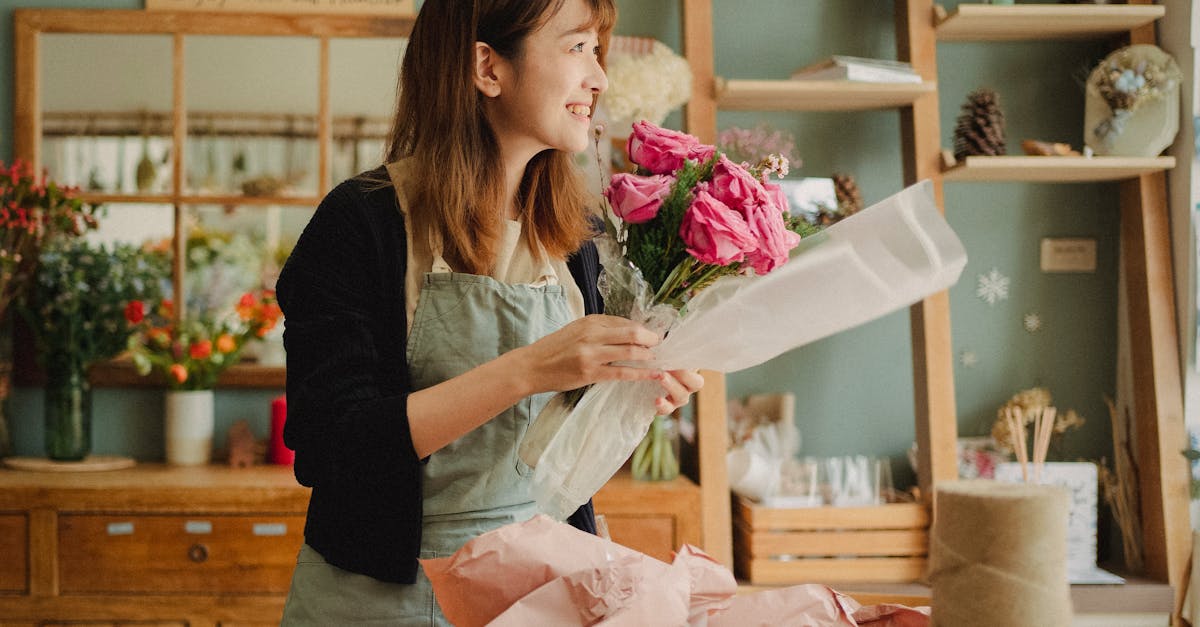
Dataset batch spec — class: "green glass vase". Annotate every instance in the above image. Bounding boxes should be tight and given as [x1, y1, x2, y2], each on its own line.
[44, 361, 91, 461]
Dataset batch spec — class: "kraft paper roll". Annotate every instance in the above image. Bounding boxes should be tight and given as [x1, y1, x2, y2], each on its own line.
[929, 480, 1072, 627]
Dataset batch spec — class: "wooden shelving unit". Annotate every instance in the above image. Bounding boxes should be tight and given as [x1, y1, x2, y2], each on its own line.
[935, 3, 1165, 41]
[715, 78, 935, 111]
[938, 2, 1190, 623]
[942, 155, 1177, 183]
[684, 1, 1189, 621]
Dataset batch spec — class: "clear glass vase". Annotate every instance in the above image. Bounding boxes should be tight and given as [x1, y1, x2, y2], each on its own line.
[631, 415, 680, 482]
[44, 361, 92, 461]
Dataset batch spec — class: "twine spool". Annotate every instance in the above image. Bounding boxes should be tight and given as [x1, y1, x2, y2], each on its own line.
[929, 480, 1072, 627]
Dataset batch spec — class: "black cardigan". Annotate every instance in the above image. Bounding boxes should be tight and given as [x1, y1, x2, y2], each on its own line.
[276, 168, 601, 584]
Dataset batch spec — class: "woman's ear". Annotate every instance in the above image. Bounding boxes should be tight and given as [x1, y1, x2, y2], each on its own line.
[473, 42, 502, 98]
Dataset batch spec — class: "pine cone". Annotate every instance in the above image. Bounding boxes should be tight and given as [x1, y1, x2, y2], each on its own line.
[953, 88, 1007, 160]
[832, 173, 863, 217]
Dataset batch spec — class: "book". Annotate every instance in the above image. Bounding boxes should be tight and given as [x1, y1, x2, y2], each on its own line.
[791, 55, 922, 84]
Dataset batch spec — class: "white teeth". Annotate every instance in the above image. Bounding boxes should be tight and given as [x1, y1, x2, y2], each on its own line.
[568, 104, 591, 116]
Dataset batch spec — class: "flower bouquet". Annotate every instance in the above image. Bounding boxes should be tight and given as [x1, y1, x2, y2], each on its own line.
[25, 240, 168, 459]
[0, 159, 102, 457]
[126, 290, 282, 390]
[521, 121, 968, 519]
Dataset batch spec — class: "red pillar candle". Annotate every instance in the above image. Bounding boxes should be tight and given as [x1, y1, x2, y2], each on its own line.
[269, 396, 294, 465]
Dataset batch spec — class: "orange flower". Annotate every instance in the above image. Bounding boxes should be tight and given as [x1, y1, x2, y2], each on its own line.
[147, 327, 171, 348]
[189, 340, 212, 360]
[237, 292, 256, 320]
[169, 363, 188, 384]
[215, 333, 236, 354]
[159, 299, 174, 319]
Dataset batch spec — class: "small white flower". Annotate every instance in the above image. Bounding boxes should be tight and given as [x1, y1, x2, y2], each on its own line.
[959, 350, 979, 368]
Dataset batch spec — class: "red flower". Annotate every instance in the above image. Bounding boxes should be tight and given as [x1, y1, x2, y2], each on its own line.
[189, 340, 212, 360]
[124, 301, 145, 325]
[169, 363, 188, 384]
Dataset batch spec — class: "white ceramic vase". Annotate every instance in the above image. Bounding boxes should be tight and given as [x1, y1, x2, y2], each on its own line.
[164, 390, 214, 466]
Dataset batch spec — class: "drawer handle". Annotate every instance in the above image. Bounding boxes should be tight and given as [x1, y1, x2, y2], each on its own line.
[188, 543, 209, 563]
[253, 522, 287, 536]
[106, 522, 134, 536]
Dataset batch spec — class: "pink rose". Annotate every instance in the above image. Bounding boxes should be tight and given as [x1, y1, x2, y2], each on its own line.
[605, 173, 673, 224]
[707, 155, 771, 212]
[679, 188, 757, 266]
[763, 181, 790, 215]
[627, 120, 702, 175]
[742, 202, 801, 275]
[687, 143, 717, 165]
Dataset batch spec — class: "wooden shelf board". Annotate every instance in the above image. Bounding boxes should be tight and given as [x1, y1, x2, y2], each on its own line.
[942, 156, 1175, 183]
[737, 571, 1173, 615]
[180, 194, 322, 207]
[13, 358, 284, 389]
[935, 4, 1164, 42]
[715, 78, 935, 112]
[73, 192, 321, 206]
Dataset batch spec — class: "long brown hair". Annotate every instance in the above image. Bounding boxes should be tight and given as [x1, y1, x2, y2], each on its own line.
[385, 0, 616, 274]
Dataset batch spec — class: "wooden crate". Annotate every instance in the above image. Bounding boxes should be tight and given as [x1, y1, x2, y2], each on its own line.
[733, 495, 930, 585]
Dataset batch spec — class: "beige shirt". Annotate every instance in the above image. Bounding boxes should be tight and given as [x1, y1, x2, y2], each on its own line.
[385, 160, 585, 336]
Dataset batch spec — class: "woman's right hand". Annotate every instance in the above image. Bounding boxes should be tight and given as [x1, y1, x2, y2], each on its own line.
[515, 314, 664, 394]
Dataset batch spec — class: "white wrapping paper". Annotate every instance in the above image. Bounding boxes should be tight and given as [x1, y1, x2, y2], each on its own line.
[523, 179, 967, 520]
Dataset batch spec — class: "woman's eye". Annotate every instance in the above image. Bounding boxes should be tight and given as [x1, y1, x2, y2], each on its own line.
[592, 46, 602, 57]
[571, 42, 585, 53]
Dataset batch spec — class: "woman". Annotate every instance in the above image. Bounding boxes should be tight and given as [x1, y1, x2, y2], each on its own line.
[277, 0, 704, 622]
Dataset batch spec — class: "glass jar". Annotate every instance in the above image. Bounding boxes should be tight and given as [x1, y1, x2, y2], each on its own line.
[44, 361, 92, 461]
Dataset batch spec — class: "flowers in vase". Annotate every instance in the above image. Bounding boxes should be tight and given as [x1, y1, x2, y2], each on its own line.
[1086, 44, 1182, 146]
[26, 240, 169, 376]
[0, 159, 102, 321]
[126, 289, 282, 390]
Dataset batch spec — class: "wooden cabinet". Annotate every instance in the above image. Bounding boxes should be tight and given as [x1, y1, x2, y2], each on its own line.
[0, 464, 697, 624]
[0, 465, 308, 626]
[593, 471, 702, 564]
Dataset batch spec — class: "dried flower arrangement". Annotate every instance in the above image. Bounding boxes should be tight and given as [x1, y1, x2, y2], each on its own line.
[990, 387, 1085, 482]
[1100, 397, 1142, 571]
[1086, 45, 1182, 146]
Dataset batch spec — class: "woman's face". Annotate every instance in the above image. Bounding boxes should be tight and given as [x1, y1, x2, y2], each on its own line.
[484, 0, 609, 159]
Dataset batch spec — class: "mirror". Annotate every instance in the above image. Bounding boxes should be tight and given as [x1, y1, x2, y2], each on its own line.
[16, 10, 415, 386]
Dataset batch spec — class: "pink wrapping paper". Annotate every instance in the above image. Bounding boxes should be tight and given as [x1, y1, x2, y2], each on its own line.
[421, 515, 930, 626]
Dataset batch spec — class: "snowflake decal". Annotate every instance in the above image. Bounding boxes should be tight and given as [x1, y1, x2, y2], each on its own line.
[1023, 312, 1042, 333]
[959, 349, 979, 368]
[975, 267, 1009, 306]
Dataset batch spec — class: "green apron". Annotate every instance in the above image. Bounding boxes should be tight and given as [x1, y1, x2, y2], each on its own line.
[281, 250, 572, 625]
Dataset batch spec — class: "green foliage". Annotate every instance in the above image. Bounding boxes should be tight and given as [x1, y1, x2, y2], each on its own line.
[26, 240, 169, 375]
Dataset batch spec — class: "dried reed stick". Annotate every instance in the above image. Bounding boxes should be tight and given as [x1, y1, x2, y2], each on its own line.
[1032, 406, 1056, 483]
[1007, 406, 1029, 482]
[1102, 396, 1143, 571]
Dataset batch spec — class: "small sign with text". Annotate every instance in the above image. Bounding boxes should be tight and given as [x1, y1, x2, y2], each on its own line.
[1040, 238, 1097, 273]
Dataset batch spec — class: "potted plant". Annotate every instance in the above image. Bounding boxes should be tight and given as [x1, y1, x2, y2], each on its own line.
[25, 240, 168, 460]
[125, 289, 281, 465]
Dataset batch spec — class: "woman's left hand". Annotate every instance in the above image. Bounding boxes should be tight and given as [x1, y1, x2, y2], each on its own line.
[653, 369, 705, 415]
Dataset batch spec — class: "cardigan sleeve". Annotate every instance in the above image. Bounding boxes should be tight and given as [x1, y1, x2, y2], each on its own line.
[277, 179, 422, 489]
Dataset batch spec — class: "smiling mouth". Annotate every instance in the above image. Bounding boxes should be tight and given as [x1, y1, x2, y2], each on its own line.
[567, 104, 591, 117]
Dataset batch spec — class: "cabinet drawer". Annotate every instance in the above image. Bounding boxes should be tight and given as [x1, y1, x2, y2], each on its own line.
[59, 514, 305, 594]
[0, 513, 27, 593]
[604, 514, 675, 563]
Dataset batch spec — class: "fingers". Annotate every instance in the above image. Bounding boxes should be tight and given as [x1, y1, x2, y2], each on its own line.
[657, 370, 704, 414]
[582, 314, 661, 347]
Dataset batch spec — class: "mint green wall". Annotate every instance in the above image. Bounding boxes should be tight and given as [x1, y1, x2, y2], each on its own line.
[3, 2, 1123, 484]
